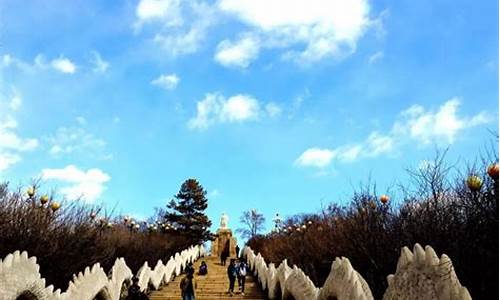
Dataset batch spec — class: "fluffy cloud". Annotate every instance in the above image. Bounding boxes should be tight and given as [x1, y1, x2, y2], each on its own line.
[188, 93, 271, 130]
[393, 98, 490, 145]
[218, 0, 372, 64]
[295, 148, 336, 168]
[151, 73, 180, 90]
[135, 0, 182, 27]
[136, 0, 217, 56]
[41, 165, 110, 202]
[51, 56, 77, 74]
[133, 0, 376, 66]
[1, 53, 110, 75]
[0, 92, 39, 171]
[296, 98, 489, 169]
[0, 153, 20, 172]
[214, 35, 260, 68]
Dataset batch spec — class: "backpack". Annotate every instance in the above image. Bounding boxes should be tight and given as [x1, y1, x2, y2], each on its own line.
[239, 265, 247, 277]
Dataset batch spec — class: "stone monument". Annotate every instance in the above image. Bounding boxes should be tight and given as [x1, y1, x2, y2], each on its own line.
[211, 212, 238, 257]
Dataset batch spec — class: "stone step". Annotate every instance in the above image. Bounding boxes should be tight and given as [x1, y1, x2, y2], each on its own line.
[149, 255, 267, 300]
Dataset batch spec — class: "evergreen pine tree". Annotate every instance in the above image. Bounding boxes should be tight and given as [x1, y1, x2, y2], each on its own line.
[164, 179, 212, 245]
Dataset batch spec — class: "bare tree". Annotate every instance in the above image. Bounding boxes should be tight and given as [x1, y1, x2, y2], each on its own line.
[237, 209, 266, 240]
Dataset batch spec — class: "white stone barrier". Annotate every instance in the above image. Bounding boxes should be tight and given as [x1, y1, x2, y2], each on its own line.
[0, 244, 205, 300]
[243, 243, 472, 300]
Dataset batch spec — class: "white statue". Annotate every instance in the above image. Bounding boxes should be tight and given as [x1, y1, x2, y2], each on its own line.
[220, 212, 229, 229]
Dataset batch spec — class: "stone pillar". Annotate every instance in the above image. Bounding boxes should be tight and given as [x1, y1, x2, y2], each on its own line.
[211, 228, 238, 257]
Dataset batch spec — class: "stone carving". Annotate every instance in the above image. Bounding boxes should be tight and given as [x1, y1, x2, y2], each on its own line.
[383, 243, 472, 300]
[243, 243, 470, 300]
[318, 257, 373, 300]
[0, 245, 205, 300]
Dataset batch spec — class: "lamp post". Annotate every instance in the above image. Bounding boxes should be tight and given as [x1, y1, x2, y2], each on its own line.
[272, 212, 282, 233]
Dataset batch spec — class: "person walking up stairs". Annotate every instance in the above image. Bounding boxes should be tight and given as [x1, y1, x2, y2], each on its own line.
[149, 256, 266, 300]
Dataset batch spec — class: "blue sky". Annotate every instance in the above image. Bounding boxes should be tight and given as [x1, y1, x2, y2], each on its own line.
[0, 0, 498, 239]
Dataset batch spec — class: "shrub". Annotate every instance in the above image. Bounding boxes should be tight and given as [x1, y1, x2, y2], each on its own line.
[0, 184, 190, 291]
[248, 152, 499, 299]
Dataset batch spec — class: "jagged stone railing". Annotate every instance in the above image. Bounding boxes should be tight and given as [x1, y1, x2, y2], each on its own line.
[0, 244, 206, 300]
[243, 243, 472, 300]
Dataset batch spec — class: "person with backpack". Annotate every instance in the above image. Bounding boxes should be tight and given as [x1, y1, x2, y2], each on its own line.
[237, 260, 248, 296]
[227, 259, 238, 296]
[180, 272, 197, 300]
[126, 277, 149, 300]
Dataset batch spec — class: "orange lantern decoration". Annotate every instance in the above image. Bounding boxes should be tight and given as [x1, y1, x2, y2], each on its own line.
[50, 202, 61, 212]
[467, 175, 482, 192]
[380, 194, 390, 204]
[27, 187, 35, 198]
[40, 195, 49, 205]
[487, 163, 499, 179]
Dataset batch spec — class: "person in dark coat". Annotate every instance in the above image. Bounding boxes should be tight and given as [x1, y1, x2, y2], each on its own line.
[198, 261, 208, 275]
[126, 277, 149, 300]
[235, 245, 240, 258]
[185, 262, 195, 275]
[180, 272, 197, 300]
[220, 248, 228, 266]
[227, 259, 238, 296]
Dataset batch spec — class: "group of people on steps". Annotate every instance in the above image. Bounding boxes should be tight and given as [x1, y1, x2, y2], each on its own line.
[180, 244, 247, 299]
[125, 244, 247, 300]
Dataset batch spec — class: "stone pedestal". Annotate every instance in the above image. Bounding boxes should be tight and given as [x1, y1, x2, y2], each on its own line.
[211, 228, 238, 257]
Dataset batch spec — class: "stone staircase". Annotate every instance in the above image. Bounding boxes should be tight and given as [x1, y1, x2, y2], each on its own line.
[150, 256, 267, 300]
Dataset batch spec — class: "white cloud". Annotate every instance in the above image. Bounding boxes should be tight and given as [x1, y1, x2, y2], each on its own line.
[295, 148, 336, 168]
[265, 102, 282, 117]
[41, 165, 110, 202]
[218, 0, 372, 64]
[393, 98, 490, 145]
[221, 94, 260, 122]
[336, 145, 363, 162]
[296, 98, 490, 169]
[0, 92, 38, 171]
[368, 51, 383, 64]
[91, 51, 109, 73]
[365, 132, 394, 156]
[47, 126, 107, 158]
[144, 1, 217, 56]
[151, 73, 180, 90]
[0, 152, 20, 172]
[188, 93, 265, 130]
[51, 56, 76, 74]
[135, 0, 182, 26]
[214, 35, 260, 68]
